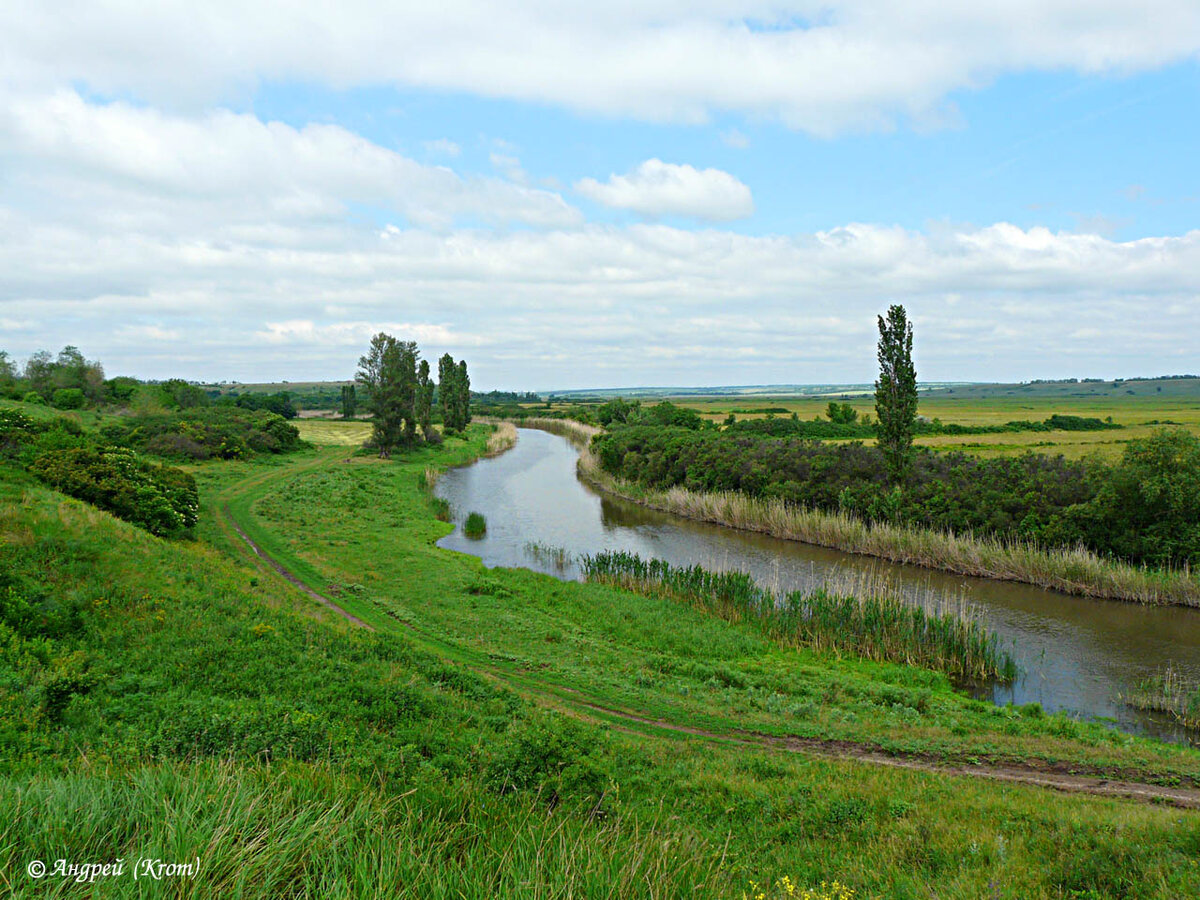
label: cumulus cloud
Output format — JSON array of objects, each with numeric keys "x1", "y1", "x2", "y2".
[
  {"x1": 2, "y1": 2, "x2": 1199, "y2": 135},
  {"x1": 0, "y1": 89, "x2": 580, "y2": 230},
  {"x1": 3, "y1": 200, "x2": 1199, "y2": 385},
  {"x1": 576, "y1": 160, "x2": 754, "y2": 221}
]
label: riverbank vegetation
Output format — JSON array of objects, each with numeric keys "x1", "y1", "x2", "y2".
[
  {"x1": 581, "y1": 551, "x2": 1016, "y2": 681},
  {"x1": 4, "y1": 411, "x2": 1200, "y2": 897}
]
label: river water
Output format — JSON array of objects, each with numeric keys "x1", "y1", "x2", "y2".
[{"x1": 436, "y1": 427, "x2": 1200, "y2": 743}]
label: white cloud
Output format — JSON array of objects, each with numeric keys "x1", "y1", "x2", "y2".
[
  {"x1": 3, "y1": 200, "x2": 1199, "y2": 385},
  {"x1": 423, "y1": 138, "x2": 461, "y2": 156},
  {"x1": 0, "y1": 89, "x2": 580, "y2": 230},
  {"x1": 2, "y1": 3, "x2": 1199, "y2": 135},
  {"x1": 576, "y1": 159, "x2": 754, "y2": 221}
]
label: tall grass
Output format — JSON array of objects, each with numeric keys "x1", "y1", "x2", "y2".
[
  {"x1": 516, "y1": 417, "x2": 602, "y2": 449},
  {"x1": 581, "y1": 550, "x2": 1017, "y2": 682},
  {"x1": 485, "y1": 421, "x2": 518, "y2": 456},
  {"x1": 463, "y1": 511, "x2": 487, "y2": 538},
  {"x1": 1122, "y1": 666, "x2": 1200, "y2": 731},
  {"x1": 0, "y1": 761, "x2": 727, "y2": 899},
  {"x1": 577, "y1": 445, "x2": 1200, "y2": 608}
]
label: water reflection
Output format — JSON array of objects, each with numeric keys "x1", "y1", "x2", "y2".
[{"x1": 436, "y1": 428, "x2": 1200, "y2": 744}]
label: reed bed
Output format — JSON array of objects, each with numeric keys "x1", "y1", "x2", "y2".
[
  {"x1": 576, "y1": 446, "x2": 1200, "y2": 608},
  {"x1": 1122, "y1": 666, "x2": 1200, "y2": 730},
  {"x1": 516, "y1": 417, "x2": 602, "y2": 449},
  {"x1": 485, "y1": 421, "x2": 518, "y2": 456},
  {"x1": 581, "y1": 550, "x2": 1017, "y2": 682}
]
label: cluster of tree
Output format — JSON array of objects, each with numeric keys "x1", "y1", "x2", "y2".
[
  {"x1": 355, "y1": 334, "x2": 471, "y2": 457},
  {"x1": 1, "y1": 346, "x2": 106, "y2": 409},
  {"x1": 438, "y1": 354, "x2": 471, "y2": 434},
  {"x1": 1, "y1": 407, "x2": 198, "y2": 538},
  {"x1": 590, "y1": 424, "x2": 1200, "y2": 567}
]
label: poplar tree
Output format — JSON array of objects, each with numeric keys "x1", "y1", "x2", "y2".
[
  {"x1": 437, "y1": 353, "x2": 458, "y2": 432},
  {"x1": 874, "y1": 304, "x2": 918, "y2": 482},
  {"x1": 415, "y1": 359, "x2": 435, "y2": 440},
  {"x1": 456, "y1": 359, "x2": 471, "y2": 429},
  {"x1": 340, "y1": 384, "x2": 357, "y2": 419}
]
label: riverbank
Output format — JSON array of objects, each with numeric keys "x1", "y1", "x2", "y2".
[
  {"x1": 513, "y1": 420, "x2": 1200, "y2": 607},
  {"x1": 7, "y1": 418, "x2": 1200, "y2": 897}
]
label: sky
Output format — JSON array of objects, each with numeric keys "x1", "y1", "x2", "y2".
[{"x1": 1, "y1": 2, "x2": 1199, "y2": 390}]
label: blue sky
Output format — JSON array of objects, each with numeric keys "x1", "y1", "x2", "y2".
[{"x1": 1, "y1": 2, "x2": 1199, "y2": 389}]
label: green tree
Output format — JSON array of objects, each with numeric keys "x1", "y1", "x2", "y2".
[
  {"x1": 437, "y1": 354, "x2": 459, "y2": 432},
  {"x1": 826, "y1": 401, "x2": 858, "y2": 425},
  {"x1": 456, "y1": 359, "x2": 471, "y2": 429},
  {"x1": 340, "y1": 384, "x2": 357, "y2": 419},
  {"x1": 355, "y1": 331, "x2": 408, "y2": 458},
  {"x1": 874, "y1": 304, "x2": 918, "y2": 482},
  {"x1": 415, "y1": 360, "x2": 435, "y2": 440}
]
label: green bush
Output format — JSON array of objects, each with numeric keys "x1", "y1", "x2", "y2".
[
  {"x1": 22, "y1": 391, "x2": 46, "y2": 405},
  {"x1": 51, "y1": 387, "x2": 86, "y2": 409},
  {"x1": 99, "y1": 407, "x2": 305, "y2": 460},
  {"x1": 29, "y1": 446, "x2": 199, "y2": 537}
]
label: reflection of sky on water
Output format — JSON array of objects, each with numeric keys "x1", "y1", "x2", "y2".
[{"x1": 437, "y1": 428, "x2": 1200, "y2": 744}]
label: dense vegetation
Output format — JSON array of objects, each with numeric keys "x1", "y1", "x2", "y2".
[
  {"x1": 0, "y1": 406, "x2": 199, "y2": 538},
  {"x1": 3, "y1": 415, "x2": 1199, "y2": 897},
  {"x1": 591, "y1": 425, "x2": 1200, "y2": 567},
  {"x1": 99, "y1": 407, "x2": 304, "y2": 460}
]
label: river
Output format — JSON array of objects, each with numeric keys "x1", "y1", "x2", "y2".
[{"x1": 436, "y1": 427, "x2": 1200, "y2": 744}]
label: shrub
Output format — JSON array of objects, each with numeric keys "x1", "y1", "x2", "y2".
[
  {"x1": 100, "y1": 407, "x2": 304, "y2": 460},
  {"x1": 22, "y1": 391, "x2": 46, "y2": 405},
  {"x1": 51, "y1": 388, "x2": 86, "y2": 410},
  {"x1": 29, "y1": 446, "x2": 199, "y2": 537}
]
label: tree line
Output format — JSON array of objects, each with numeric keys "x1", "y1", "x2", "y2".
[{"x1": 355, "y1": 333, "x2": 471, "y2": 458}]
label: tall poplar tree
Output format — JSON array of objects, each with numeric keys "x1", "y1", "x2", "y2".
[
  {"x1": 874, "y1": 305, "x2": 918, "y2": 483},
  {"x1": 455, "y1": 359, "x2": 471, "y2": 429},
  {"x1": 340, "y1": 384, "x2": 357, "y2": 419},
  {"x1": 415, "y1": 359, "x2": 435, "y2": 440},
  {"x1": 437, "y1": 353, "x2": 458, "y2": 432}
]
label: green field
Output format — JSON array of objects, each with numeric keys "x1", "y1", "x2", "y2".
[{"x1": 5, "y1": 414, "x2": 1200, "y2": 897}]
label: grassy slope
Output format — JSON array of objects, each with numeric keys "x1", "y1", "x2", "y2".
[{"x1": 2, "y1": 420, "x2": 1199, "y2": 897}]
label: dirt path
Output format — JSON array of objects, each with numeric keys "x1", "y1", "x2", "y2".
[
  {"x1": 213, "y1": 450, "x2": 1200, "y2": 812},
  {"x1": 562, "y1": 696, "x2": 1200, "y2": 810}
]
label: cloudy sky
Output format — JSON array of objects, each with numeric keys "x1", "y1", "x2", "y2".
[{"x1": 2, "y1": 2, "x2": 1199, "y2": 389}]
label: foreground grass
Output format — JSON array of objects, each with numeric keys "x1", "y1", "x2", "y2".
[{"x1": 4, "y1": 426, "x2": 1200, "y2": 897}]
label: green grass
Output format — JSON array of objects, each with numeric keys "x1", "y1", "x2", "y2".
[
  {"x1": 580, "y1": 551, "x2": 1017, "y2": 681},
  {"x1": 3, "y1": 423, "x2": 1200, "y2": 897}
]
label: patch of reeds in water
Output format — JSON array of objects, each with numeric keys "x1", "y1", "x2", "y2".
[
  {"x1": 1121, "y1": 666, "x2": 1200, "y2": 731},
  {"x1": 463, "y1": 511, "x2": 488, "y2": 539},
  {"x1": 524, "y1": 541, "x2": 573, "y2": 572},
  {"x1": 576, "y1": 445, "x2": 1200, "y2": 608},
  {"x1": 580, "y1": 550, "x2": 1017, "y2": 682}
]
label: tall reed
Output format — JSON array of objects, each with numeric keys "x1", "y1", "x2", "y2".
[
  {"x1": 581, "y1": 550, "x2": 1017, "y2": 682},
  {"x1": 1121, "y1": 666, "x2": 1200, "y2": 730},
  {"x1": 576, "y1": 444, "x2": 1200, "y2": 608},
  {"x1": 516, "y1": 417, "x2": 602, "y2": 449},
  {"x1": 485, "y1": 421, "x2": 518, "y2": 456}
]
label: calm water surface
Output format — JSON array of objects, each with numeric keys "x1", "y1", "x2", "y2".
[{"x1": 437, "y1": 428, "x2": 1200, "y2": 743}]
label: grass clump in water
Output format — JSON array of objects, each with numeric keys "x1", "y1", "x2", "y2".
[
  {"x1": 1122, "y1": 666, "x2": 1200, "y2": 730},
  {"x1": 463, "y1": 511, "x2": 488, "y2": 539},
  {"x1": 581, "y1": 550, "x2": 1016, "y2": 682}
]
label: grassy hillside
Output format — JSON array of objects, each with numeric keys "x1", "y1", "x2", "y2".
[{"x1": 3, "y1": 416, "x2": 1200, "y2": 897}]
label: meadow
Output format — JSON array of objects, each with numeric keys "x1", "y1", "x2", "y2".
[{"x1": 4, "y1": 408, "x2": 1200, "y2": 897}]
